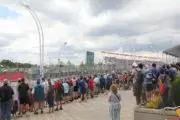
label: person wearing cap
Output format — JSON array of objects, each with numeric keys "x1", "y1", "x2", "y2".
[{"x1": 0, "y1": 79, "x2": 14, "y2": 120}]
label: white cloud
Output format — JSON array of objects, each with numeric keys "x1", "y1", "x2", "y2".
[{"x1": 0, "y1": 0, "x2": 180, "y2": 65}]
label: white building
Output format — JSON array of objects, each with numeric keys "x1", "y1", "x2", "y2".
[{"x1": 102, "y1": 51, "x2": 163, "y2": 70}]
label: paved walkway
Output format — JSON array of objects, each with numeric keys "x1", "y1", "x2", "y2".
[{"x1": 13, "y1": 90, "x2": 136, "y2": 120}]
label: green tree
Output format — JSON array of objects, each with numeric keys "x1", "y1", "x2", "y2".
[{"x1": 0, "y1": 59, "x2": 35, "y2": 68}]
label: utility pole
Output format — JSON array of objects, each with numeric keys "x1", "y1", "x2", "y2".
[{"x1": 20, "y1": 2, "x2": 44, "y2": 79}]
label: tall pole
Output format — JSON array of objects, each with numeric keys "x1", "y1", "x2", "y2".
[{"x1": 21, "y1": 3, "x2": 44, "y2": 78}]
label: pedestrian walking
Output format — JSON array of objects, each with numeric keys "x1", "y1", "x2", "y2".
[
  {"x1": 108, "y1": 84, "x2": 121, "y2": 120},
  {"x1": 0, "y1": 79, "x2": 14, "y2": 120}
]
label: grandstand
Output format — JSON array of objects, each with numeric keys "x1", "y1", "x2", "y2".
[{"x1": 102, "y1": 51, "x2": 163, "y2": 70}]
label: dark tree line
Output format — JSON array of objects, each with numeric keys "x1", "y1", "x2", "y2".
[{"x1": 0, "y1": 59, "x2": 36, "y2": 68}]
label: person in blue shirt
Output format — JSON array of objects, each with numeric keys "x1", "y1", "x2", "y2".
[
  {"x1": 150, "y1": 63, "x2": 159, "y2": 90},
  {"x1": 143, "y1": 65, "x2": 153, "y2": 102},
  {"x1": 99, "y1": 75, "x2": 105, "y2": 93},
  {"x1": 168, "y1": 64, "x2": 177, "y2": 83},
  {"x1": 33, "y1": 79, "x2": 45, "y2": 114},
  {"x1": 105, "y1": 74, "x2": 112, "y2": 91},
  {"x1": 78, "y1": 76, "x2": 86, "y2": 102}
]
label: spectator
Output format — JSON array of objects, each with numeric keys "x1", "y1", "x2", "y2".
[
  {"x1": 94, "y1": 75, "x2": 100, "y2": 94},
  {"x1": 99, "y1": 75, "x2": 105, "y2": 93},
  {"x1": 131, "y1": 63, "x2": 138, "y2": 96},
  {"x1": 78, "y1": 76, "x2": 86, "y2": 102},
  {"x1": 88, "y1": 76, "x2": 94, "y2": 98},
  {"x1": 18, "y1": 78, "x2": 29, "y2": 115},
  {"x1": 134, "y1": 63, "x2": 144, "y2": 105},
  {"x1": 29, "y1": 88, "x2": 34, "y2": 112},
  {"x1": 42, "y1": 78, "x2": 49, "y2": 97},
  {"x1": 72, "y1": 77, "x2": 78, "y2": 99},
  {"x1": 105, "y1": 74, "x2": 112, "y2": 91},
  {"x1": 17, "y1": 79, "x2": 22, "y2": 115},
  {"x1": 108, "y1": 84, "x2": 121, "y2": 120},
  {"x1": 47, "y1": 80, "x2": 54, "y2": 113},
  {"x1": 62, "y1": 80, "x2": 69, "y2": 103},
  {"x1": 0, "y1": 79, "x2": 14, "y2": 120},
  {"x1": 67, "y1": 78, "x2": 73, "y2": 101},
  {"x1": 169, "y1": 64, "x2": 177, "y2": 83},
  {"x1": 33, "y1": 79, "x2": 45, "y2": 114},
  {"x1": 55, "y1": 80, "x2": 64, "y2": 111},
  {"x1": 168, "y1": 64, "x2": 177, "y2": 106},
  {"x1": 150, "y1": 63, "x2": 159, "y2": 90},
  {"x1": 143, "y1": 65, "x2": 153, "y2": 102},
  {"x1": 159, "y1": 68, "x2": 171, "y2": 107}
]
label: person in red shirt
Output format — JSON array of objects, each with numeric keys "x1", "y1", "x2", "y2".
[
  {"x1": 88, "y1": 76, "x2": 94, "y2": 98},
  {"x1": 54, "y1": 80, "x2": 63, "y2": 111}
]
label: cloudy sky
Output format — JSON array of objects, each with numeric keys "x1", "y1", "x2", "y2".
[{"x1": 0, "y1": 0, "x2": 180, "y2": 65}]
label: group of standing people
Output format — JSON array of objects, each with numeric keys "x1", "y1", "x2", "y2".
[
  {"x1": 0, "y1": 77, "x2": 65, "y2": 120},
  {"x1": 0, "y1": 72, "x2": 119, "y2": 120},
  {"x1": 131, "y1": 63, "x2": 177, "y2": 108}
]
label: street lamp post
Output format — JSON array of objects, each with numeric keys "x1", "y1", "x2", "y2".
[{"x1": 21, "y1": 2, "x2": 44, "y2": 78}]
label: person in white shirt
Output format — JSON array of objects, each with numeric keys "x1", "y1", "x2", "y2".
[
  {"x1": 41, "y1": 78, "x2": 49, "y2": 96},
  {"x1": 62, "y1": 81, "x2": 70, "y2": 103},
  {"x1": 94, "y1": 75, "x2": 100, "y2": 94}
]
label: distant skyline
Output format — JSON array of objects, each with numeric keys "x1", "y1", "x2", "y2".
[{"x1": 0, "y1": 0, "x2": 180, "y2": 65}]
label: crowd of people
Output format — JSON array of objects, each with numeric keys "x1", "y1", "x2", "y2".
[
  {"x1": 0, "y1": 71, "x2": 123, "y2": 120},
  {"x1": 131, "y1": 63, "x2": 177, "y2": 109},
  {"x1": 0, "y1": 62, "x2": 177, "y2": 120}
]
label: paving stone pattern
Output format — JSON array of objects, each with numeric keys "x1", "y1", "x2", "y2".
[{"x1": 13, "y1": 90, "x2": 136, "y2": 120}]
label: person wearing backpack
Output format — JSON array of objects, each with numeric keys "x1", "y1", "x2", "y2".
[
  {"x1": 134, "y1": 63, "x2": 144, "y2": 105},
  {"x1": 150, "y1": 63, "x2": 159, "y2": 91},
  {"x1": 0, "y1": 79, "x2": 14, "y2": 120}
]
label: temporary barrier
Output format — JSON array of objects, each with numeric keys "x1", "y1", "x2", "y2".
[{"x1": 0, "y1": 72, "x2": 25, "y2": 82}]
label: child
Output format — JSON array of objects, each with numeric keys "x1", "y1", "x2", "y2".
[{"x1": 11, "y1": 100, "x2": 18, "y2": 117}]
